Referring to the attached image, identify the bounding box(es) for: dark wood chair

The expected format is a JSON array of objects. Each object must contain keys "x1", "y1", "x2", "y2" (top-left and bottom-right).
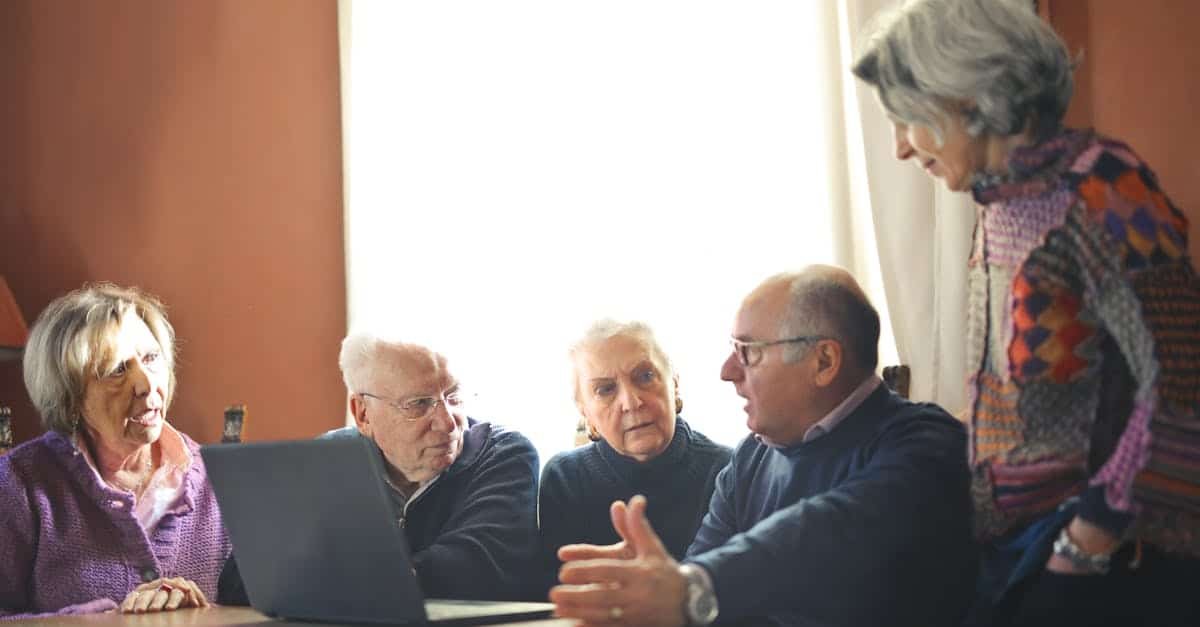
[{"x1": 882, "y1": 365, "x2": 911, "y2": 399}]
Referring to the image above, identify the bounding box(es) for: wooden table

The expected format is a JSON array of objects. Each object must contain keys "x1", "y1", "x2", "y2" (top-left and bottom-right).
[{"x1": 17, "y1": 606, "x2": 576, "y2": 626}]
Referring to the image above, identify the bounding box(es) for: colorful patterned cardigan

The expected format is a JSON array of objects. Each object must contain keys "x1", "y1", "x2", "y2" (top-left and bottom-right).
[{"x1": 967, "y1": 128, "x2": 1200, "y2": 555}]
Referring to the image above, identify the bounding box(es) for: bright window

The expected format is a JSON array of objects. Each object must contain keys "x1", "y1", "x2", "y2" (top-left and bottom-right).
[{"x1": 344, "y1": 1, "x2": 883, "y2": 463}]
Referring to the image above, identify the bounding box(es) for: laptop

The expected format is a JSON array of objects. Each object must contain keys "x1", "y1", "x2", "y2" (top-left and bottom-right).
[{"x1": 201, "y1": 436, "x2": 554, "y2": 625}]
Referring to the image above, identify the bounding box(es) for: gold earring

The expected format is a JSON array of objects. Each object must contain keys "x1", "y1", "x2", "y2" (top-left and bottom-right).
[{"x1": 586, "y1": 422, "x2": 602, "y2": 442}]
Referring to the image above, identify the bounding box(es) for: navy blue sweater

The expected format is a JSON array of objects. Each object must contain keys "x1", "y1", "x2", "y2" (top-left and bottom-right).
[
  {"x1": 686, "y1": 385, "x2": 976, "y2": 627},
  {"x1": 219, "y1": 418, "x2": 540, "y2": 603},
  {"x1": 537, "y1": 419, "x2": 731, "y2": 598}
]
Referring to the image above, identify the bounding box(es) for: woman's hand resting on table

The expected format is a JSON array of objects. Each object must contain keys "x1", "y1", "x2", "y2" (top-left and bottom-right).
[{"x1": 119, "y1": 577, "x2": 210, "y2": 614}]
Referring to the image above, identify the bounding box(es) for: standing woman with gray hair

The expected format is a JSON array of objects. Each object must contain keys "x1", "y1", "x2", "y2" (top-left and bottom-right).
[
  {"x1": 0, "y1": 284, "x2": 231, "y2": 619},
  {"x1": 854, "y1": 0, "x2": 1200, "y2": 624}
]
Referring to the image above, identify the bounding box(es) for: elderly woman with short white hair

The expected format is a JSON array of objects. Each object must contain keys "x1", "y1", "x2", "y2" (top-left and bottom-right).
[
  {"x1": 536, "y1": 319, "x2": 732, "y2": 599},
  {"x1": 0, "y1": 284, "x2": 230, "y2": 618},
  {"x1": 854, "y1": 0, "x2": 1200, "y2": 624}
]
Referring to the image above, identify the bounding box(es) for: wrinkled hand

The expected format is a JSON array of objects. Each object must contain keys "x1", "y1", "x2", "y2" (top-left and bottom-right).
[
  {"x1": 120, "y1": 577, "x2": 210, "y2": 614},
  {"x1": 551, "y1": 495, "x2": 687, "y2": 627}
]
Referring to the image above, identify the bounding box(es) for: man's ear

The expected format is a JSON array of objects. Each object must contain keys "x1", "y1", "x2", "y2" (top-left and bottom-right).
[
  {"x1": 349, "y1": 394, "x2": 371, "y2": 436},
  {"x1": 673, "y1": 373, "x2": 683, "y2": 415},
  {"x1": 813, "y1": 340, "x2": 843, "y2": 387}
]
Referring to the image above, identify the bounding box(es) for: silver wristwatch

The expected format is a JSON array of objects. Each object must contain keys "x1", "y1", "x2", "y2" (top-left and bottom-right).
[
  {"x1": 1052, "y1": 527, "x2": 1112, "y2": 574},
  {"x1": 679, "y1": 564, "x2": 719, "y2": 626}
]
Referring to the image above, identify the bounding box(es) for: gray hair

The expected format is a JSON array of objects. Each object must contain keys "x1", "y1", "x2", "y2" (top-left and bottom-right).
[
  {"x1": 340, "y1": 331, "x2": 444, "y2": 393},
  {"x1": 852, "y1": 0, "x2": 1073, "y2": 141},
  {"x1": 568, "y1": 319, "x2": 675, "y2": 403},
  {"x1": 23, "y1": 283, "x2": 177, "y2": 434},
  {"x1": 779, "y1": 274, "x2": 880, "y2": 373},
  {"x1": 338, "y1": 332, "x2": 389, "y2": 393}
]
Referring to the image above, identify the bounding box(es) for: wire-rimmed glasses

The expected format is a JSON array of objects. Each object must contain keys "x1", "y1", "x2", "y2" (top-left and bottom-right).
[
  {"x1": 730, "y1": 336, "x2": 825, "y2": 367},
  {"x1": 358, "y1": 389, "x2": 469, "y2": 422}
]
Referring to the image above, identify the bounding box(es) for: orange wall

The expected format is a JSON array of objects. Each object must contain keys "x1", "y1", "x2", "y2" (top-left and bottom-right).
[
  {"x1": 1048, "y1": 0, "x2": 1200, "y2": 248},
  {"x1": 0, "y1": 0, "x2": 347, "y2": 445}
]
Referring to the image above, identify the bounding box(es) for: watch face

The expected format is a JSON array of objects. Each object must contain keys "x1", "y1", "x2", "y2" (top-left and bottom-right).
[
  {"x1": 690, "y1": 592, "x2": 718, "y2": 624},
  {"x1": 687, "y1": 582, "x2": 718, "y2": 625}
]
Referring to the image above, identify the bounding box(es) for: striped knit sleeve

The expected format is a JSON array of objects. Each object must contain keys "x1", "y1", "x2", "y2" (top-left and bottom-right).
[{"x1": 1066, "y1": 140, "x2": 1200, "y2": 546}]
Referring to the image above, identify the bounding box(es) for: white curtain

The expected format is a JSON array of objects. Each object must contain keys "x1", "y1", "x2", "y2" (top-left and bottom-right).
[
  {"x1": 338, "y1": 0, "x2": 972, "y2": 465},
  {"x1": 836, "y1": 0, "x2": 974, "y2": 415}
]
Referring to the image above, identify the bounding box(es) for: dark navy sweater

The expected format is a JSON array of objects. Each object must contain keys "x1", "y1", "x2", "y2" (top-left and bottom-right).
[
  {"x1": 537, "y1": 419, "x2": 731, "y2": 598},
  {"x1": 219, "y1": 418, "x2": 540, "y2": 603},
  {"x1": 686, "y1": 385, "x2": 976, "y2": 627}
]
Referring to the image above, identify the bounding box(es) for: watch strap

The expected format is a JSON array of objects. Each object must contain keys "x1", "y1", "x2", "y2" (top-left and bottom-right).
[
  {"x1": 1052, "y1": 526, "x2": 1112, "y2": 574},
  {"x1": 679, "y1": 564, "x2": 718, "y2": 626}
]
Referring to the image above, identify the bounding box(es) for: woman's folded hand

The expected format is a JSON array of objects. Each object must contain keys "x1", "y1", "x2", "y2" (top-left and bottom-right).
[{"x1": 120, "y1": 577, "x2": 210, "y2": 614}]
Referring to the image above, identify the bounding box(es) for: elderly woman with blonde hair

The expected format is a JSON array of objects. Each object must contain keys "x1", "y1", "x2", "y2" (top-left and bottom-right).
[
  {"x1": 854, "y1": 0, "x2": 1200, "y2": 624},
  {"x1": 0, "y1": 284, "x2": 230, "y2": 618},
  {"x1": 536, "y1": 319, "x2": 731, "y2": 598}
]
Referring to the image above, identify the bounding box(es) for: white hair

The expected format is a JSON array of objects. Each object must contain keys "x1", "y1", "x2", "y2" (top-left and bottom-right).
[
  {"x1": 567, "y1": 319, "x2": 675, "y2": 403},
  {"x1": 338, "y1": 332, "x2": 387, "y2": 393},
  {"x1": 569, "y1": 319, "x2": 673, "y2": 372},
  {"x1": 339, "y1": 331, "x2": 451, "y2": 395},
  {"x1": 852, "y1": 0, "x2": 1073, "y2": 142}
]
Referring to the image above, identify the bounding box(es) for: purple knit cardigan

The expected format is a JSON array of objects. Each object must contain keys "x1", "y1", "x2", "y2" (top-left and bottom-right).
[{"x1": 0, "y1": 429, "x2": 231, "y2": 619}]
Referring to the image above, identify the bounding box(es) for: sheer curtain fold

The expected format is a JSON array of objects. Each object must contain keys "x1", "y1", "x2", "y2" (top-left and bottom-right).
[
  {"x1": 834, "y1": 0, "x2": 972, "y2": 414},
  {"x1": 338, "y1": 1, "x2": 971, "y2": 463}
]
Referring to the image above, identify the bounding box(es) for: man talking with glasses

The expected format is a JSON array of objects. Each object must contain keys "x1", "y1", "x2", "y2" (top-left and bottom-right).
[
  {"x1": 551, "y1": 266, "x2": 975, "y2": 626},
  {"x1": 219, "y1": 334, "x2": 540, "y2": 603}
]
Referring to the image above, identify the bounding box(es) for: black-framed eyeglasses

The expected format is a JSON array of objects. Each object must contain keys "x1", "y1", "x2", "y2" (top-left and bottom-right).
[
  {"x1": 358, "y1": 389, "x2": 469, "y2": 422},
  {"x1": 729, "y1": 336, "x2": 825, "y2": 367}
]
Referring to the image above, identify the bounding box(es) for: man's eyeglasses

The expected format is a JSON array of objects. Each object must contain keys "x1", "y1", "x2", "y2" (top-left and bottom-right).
[
  {"x1": 730, "y1": 336, "x2": 825, "y2": 367},
  {"x1": 358, "y1": 390, "x2": 468, "y2": 422}
]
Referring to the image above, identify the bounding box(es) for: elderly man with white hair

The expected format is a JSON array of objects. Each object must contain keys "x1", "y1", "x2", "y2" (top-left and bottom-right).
[{"x1": 219, "y1": 334, "x2": 541, "y2": 603}]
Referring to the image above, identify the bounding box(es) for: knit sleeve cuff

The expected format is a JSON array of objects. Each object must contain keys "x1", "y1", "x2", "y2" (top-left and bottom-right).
[
  {"x1": 1076, "y1": 484, "x2": 1134, "y2": 537},
  {"x1": 54, "y1": 595, "x2": 119, "y2": 614}
]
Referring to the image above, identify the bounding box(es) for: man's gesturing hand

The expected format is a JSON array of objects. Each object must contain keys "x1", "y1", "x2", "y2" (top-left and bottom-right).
[{"x1": 551, "y1": 495, "x2": 688, "y2": 627}]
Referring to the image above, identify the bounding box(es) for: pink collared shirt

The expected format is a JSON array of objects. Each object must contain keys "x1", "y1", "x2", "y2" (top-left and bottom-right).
[
  {"x1": 801, "y1": 374, "x2": 884, "y2": 443},
  {"x1": 75, "y1": 423, "x2": 192, "y2": 533}
]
